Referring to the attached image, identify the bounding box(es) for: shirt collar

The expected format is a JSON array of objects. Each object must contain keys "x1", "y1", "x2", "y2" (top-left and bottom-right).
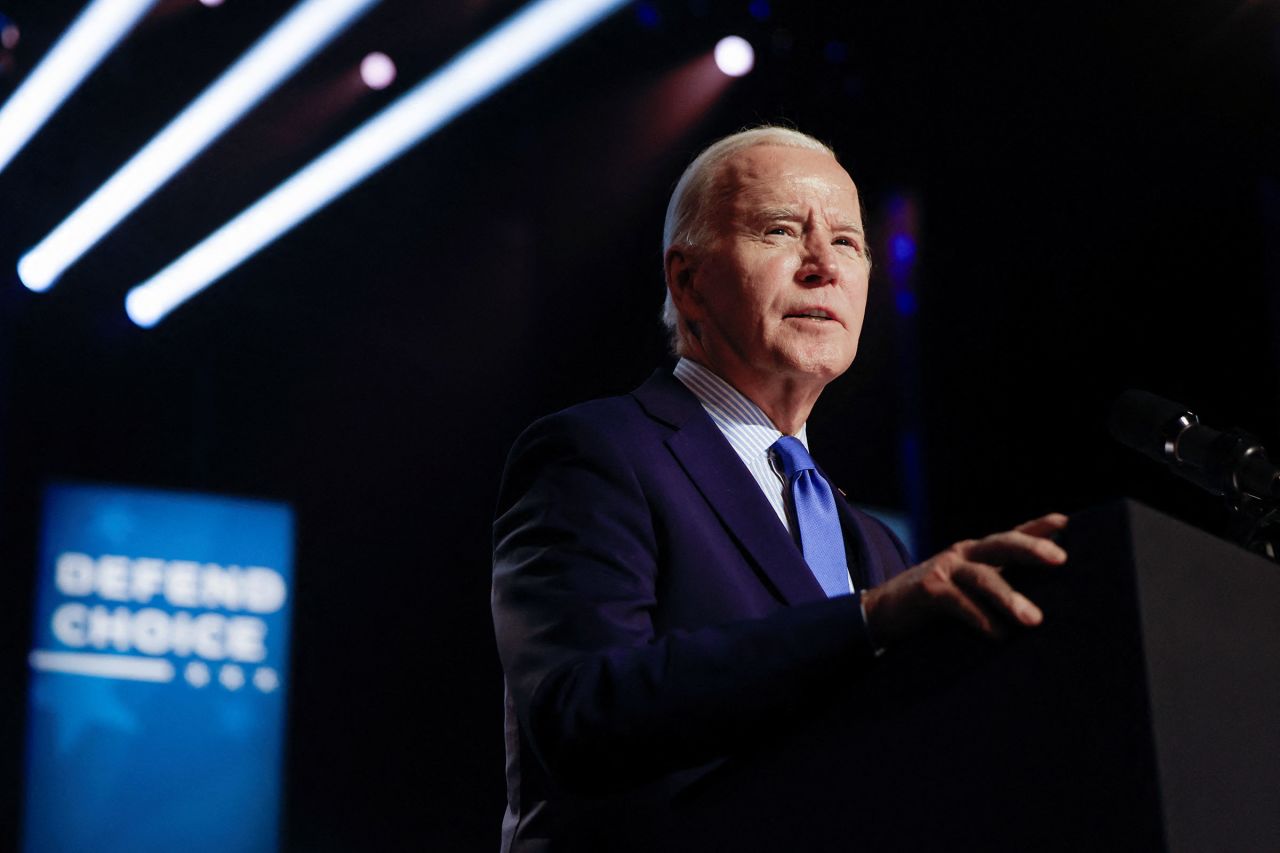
[{"x1": 673, "y1": 358, "x2": 809, "y2": 460}]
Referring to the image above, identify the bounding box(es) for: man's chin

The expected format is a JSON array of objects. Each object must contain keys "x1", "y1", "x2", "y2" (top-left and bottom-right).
[{"x1": 777, "y1": 348, "x2": 857, "y2": 383}]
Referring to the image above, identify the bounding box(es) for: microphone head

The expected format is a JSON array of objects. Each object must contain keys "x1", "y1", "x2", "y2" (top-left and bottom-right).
[{"x1": 1109, "y1": 389, "x2": 1199, "y2": 463}]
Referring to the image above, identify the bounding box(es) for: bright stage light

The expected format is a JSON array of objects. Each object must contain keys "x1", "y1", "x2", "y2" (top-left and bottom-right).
[
  {"x1": 18, "y1": 0, "x2": 380, "y2": 293},
  {"x1": 0, "y1": 0, "x2": 158, "y2": 178},
  {"x1": 125, "y1": 0, "x2": 628, "y2": 328},
  {"x1": 360, "y1": 51, "x2": 395, "y2": 89},
  {"x1": 714, "y1": 35, "x2": 754, "y2": 77}
]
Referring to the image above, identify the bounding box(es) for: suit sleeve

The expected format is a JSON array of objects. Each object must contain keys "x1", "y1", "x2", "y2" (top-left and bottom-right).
[{"x1": 491, "y1": 411, "x2": 879, "y2": 793}]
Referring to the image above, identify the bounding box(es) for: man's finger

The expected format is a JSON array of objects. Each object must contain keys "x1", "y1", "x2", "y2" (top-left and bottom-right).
[
  {"x1": 934, "y1": 582, "x2": 1005, "y2": 638},
  {"x1": 952, "y1": 562, "x2": 1044, "y2": 627},
  {"x1": 962, "y1": 530, "x2": 1067, "y2": 567},
  {"x1": 1014, "y1": 513, "x2": 1069, "y2": 538}
]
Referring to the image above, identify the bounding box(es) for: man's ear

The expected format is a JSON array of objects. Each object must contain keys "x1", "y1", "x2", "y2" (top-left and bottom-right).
[{"x1": 665, "y1": 247, "x2": 703, "y2": 320}]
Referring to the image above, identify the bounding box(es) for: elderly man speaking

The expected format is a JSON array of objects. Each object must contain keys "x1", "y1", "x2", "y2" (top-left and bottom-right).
[{"x1": 491, "y1": 127, "x2": 1067, "y2": 852}]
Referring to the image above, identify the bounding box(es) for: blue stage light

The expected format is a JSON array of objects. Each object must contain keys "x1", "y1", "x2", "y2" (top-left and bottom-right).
[
  {"x1": 19, "y1": 0, "x2": 380, "y2": 293},
  {"x1": 125, "y1": 0, "x2": 628, "y2": 328},
  {"x1": 634, "y1": 1, "x2": 660, "y2": 28},
  {"x1": 890, "y1": 233, "x2": 916, "y2": 264}
]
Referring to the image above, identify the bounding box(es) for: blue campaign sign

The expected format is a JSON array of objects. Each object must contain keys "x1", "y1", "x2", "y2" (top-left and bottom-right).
[{"x1": 22, "y1": 483, "x2": 294, "y2": 853}]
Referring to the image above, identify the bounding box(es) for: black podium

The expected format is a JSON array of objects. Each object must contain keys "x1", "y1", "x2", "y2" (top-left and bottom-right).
[{"x1": 672, "y1": 501, "x2": 1280, "y2": 852}]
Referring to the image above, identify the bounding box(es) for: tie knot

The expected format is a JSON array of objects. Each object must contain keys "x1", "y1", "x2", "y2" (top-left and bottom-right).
[{"x1": 771, "y1": 435, "x2": 815, "y2": 479}]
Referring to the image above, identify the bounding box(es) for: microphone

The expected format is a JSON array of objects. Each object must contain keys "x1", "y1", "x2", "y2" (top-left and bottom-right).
[{"x1": 1109, "y1": 390, "x2": 1280, "y2": 502}]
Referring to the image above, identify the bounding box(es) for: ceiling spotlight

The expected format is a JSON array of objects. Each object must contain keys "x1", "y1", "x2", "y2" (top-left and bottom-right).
[
  {"x1": 360, "y1": 51, "x2": 395, "y2": 90},
  {"x1": 18, "y1": 0, "x2": 378, "y2": 293},
  {"x1": 199, "y1": 0, "x2": 225, "y2": 7},
  {"x1": 0, "y1": 0, "x2": 157, "y2": 179},
  {"x1": 714, "y1": 35, "x2": 753, "y2": 77},
  {"x1": 124, "y1": 0, "x2": 628, "y2": 327}
]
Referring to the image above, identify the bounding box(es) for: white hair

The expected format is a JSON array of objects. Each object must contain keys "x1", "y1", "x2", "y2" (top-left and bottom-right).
[{"x1": 660, "y1": 126, "x2": 838, "y2": 355}]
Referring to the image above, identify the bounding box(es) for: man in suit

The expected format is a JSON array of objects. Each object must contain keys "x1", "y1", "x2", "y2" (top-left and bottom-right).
[{"x1": 491, "y1": 126, "x2": 1067, "y2": 852}]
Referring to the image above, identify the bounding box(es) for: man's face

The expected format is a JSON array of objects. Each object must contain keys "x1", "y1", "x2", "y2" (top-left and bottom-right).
[{"x1": 671, "y1": 145, "x2": 870, "y2": 398}]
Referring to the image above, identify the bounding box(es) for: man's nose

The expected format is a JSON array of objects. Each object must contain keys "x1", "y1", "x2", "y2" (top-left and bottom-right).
[{"x1": 797, "y1": 235, "x2": 840, "y2": 285}]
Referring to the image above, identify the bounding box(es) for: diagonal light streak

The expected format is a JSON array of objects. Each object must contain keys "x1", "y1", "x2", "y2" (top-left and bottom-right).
[
  {"x1": 18, "y1": 0, "x2": 381, "y2": 293},
  {"x1": 124, "y1": 0, "x2": 628, "y2": 328},
  {"x1": 0, "y1": 0, "x2": 159, "y2": 177}
]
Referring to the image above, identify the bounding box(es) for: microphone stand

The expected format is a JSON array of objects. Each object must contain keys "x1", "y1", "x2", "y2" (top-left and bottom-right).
[
  {"x1": 1198, "y1": 428, "x2": 1280, "y2": 563},
  {"x1": 1226, "y1": 492, "x2": 1280, "y2": 563},
  {"x1": 1110, "y1": 390, "x2": 1280, "y2": 563}
]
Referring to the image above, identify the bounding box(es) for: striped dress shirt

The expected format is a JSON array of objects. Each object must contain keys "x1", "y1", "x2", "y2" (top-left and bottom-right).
[{"x1": 672, "y1": 357, "x2": 803, "y2": 535}]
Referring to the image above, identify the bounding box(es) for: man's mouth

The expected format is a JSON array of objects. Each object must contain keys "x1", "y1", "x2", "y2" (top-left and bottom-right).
[{"x1": 784, "y1": 309, "x2": 836, "y2": 322}]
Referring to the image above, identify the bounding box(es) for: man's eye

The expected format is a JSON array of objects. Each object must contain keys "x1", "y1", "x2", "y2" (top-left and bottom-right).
[{"x1": 766, "y1": 227, "x2": 790, "y2": 236}]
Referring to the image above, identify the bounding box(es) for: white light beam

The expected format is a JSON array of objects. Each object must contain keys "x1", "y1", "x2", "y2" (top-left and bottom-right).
[
  {"x1": 0, "y1": 0, "x2": 158, "y2": 177},
  {"x1": 125, "y1": 0, "x2": 627, "y2": 328},
  {"x1": 18, "y1": 0, "x2": 381, "y2": 293}
]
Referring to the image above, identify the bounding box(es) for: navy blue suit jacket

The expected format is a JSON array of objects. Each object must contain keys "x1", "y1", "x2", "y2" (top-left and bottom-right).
[{"x1": 492, "y1": 369, "x2": 911, "y2": 852}]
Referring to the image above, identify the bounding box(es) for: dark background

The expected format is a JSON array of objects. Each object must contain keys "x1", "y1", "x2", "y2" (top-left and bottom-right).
[{"x1": 0, "y1": 0, "x2": 1276, "y2": 849}]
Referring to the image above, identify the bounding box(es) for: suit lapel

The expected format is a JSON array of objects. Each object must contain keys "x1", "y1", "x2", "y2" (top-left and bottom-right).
[
  {"x1": 833, "y1": 493, "x2": 880, "y2": 590},
  {"x1": 633, "y1": 370, "x2": 827, "y2": 606},
  {"x1": 826, "y1": 466, "x2": 912, "y2": 588}
]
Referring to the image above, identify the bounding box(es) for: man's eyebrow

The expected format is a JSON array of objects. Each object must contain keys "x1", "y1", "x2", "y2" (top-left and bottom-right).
[
  {"x1": 747, "y1": 207, "x2": 865, "y2": 235},
  {"x1": 754, "y1": 206, "x2": 801, "y2": 222}
]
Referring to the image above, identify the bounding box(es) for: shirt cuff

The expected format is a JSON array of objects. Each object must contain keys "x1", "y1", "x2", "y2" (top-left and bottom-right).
[{"x1": 853, "y1": 589, "x2": 886, "y2": 657}]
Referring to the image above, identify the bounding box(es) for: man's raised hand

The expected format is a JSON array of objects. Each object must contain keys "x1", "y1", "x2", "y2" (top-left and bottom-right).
[{"x1": 861, "y1": 513, "x2": 1069, "y2": 645}]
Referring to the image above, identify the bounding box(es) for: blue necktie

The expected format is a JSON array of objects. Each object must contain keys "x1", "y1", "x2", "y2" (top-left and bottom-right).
[{"x1": 771, "y1": 436, "x2": 850, "y2": 597}]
